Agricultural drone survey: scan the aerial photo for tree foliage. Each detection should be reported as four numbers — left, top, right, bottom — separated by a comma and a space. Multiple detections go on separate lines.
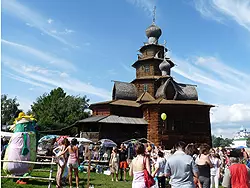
31, 87, 90, 131
1, 94, 20, 125
212, 135, 233, 148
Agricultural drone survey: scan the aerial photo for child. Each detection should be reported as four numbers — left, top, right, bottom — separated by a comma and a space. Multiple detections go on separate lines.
53, 138, 68, 188
59, 138, 80, 188
109, 147, 119, 181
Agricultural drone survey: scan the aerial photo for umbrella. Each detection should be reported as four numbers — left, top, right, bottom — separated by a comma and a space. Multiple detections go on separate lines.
98, 139, 117, 148
236, 146, 247, 149
38, 135, 58, 143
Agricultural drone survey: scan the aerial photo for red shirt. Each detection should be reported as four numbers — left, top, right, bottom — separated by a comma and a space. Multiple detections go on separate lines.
229, 163, 249, 188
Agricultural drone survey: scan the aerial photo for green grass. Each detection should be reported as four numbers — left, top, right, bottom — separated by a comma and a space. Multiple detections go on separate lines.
1, 166, 224, 188
1, 166, 133, 188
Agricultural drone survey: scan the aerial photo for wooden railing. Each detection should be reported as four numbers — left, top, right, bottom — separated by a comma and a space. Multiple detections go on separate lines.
1, 156, 56, 188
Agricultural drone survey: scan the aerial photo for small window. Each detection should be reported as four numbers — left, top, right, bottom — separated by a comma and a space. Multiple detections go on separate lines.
145, 64, 150, 72
143, 84, 148, 92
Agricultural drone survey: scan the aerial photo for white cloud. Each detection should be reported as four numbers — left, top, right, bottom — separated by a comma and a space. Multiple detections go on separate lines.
194, 0, 250, 32
47, 18, 53, 24
4, 71, 52, 90
2, 59, 111, 100
126, 0, 155, 16
2, 0, 75, 46
25, 22, 33, 27
170, 54, 250, 137
211, 104, 250, 124
171, 56, 247, 94
2, 39, 76, 71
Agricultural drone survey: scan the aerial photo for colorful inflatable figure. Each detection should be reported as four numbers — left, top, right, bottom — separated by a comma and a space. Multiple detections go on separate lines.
3, 112, 37, 177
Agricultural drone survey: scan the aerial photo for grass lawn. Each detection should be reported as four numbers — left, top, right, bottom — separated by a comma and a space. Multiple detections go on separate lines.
1, 166, 133, 188
1, 166, 224, 188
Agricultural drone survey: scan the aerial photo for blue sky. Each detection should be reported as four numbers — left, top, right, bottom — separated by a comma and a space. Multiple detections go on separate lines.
1, 0, 250, 138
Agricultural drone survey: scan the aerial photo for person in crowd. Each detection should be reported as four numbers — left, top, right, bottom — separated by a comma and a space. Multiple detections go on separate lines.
59, 138, 80, 188
129, 143, 151, 188
93, 146, 99, 160
210, 149, 221, 188
119, 143, 128, 181
222, 151, 250, 188
185, 143, 202, 188
61, 138, 70, 186
185, 143, 199, 161
221, 149, 230, 168
146, 143, 152, 155
196, 143, 213, 188
109, 147, 119, 182
152, 150, 166, 188
165, 141, 199, 188
241, 148, 250, 164
53, 138, 68, 188
78, 141, 84, 162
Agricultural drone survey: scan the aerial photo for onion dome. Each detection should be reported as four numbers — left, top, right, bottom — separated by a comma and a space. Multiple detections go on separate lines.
145, 23, 162, 43
159, 59, 171, 76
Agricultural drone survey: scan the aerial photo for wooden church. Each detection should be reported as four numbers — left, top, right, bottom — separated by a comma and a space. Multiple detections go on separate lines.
75, 20, 214, 149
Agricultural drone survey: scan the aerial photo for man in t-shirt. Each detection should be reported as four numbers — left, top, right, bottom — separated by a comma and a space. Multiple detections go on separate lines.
119, 143, 128, 181
165, 141, 199, 188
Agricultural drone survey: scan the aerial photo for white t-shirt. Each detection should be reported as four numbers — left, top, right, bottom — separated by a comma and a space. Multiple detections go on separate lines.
155, 157, 166, 177
210, 157, 220, 176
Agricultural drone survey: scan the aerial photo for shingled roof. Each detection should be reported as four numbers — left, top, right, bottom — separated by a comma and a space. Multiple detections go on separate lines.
79, 115, 148, 125
155, 77, 198, 100
142, 98, 214, 107
112, 81, 138, 101
90, 99, 140, 108
136, 92, 155, 103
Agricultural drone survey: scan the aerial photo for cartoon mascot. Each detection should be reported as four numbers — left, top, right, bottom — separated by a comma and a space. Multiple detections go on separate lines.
3, 112, 37, 182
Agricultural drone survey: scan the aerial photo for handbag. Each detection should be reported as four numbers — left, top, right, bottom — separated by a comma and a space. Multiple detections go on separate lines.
143, 157, 155, 188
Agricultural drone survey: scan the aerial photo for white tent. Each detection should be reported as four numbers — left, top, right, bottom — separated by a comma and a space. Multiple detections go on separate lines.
68, 137, 92, 143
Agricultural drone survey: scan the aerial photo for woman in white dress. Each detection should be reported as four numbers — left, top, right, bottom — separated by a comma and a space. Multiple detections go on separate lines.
129, 143, 151, 188
209, 149, 220, 188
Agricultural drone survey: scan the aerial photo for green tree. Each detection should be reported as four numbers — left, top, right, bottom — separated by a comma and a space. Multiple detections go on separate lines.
31, 87, 90, 132
1, 94, 21, 125
212, 135, 233, 147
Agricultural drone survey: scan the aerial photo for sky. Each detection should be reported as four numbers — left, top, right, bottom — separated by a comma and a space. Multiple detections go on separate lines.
1, 0, 250, 138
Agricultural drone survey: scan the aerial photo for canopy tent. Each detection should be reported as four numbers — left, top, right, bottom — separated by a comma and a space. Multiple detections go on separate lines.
98, 139, 117, 148
68, 137, 92, 143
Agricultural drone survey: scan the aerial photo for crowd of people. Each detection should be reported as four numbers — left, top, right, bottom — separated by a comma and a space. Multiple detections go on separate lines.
52, 138, 250, 188
126, 141, 250, 188
4, 133, 249, 188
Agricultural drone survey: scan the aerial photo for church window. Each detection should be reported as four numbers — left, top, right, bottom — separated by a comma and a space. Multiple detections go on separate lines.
143, 84, 148, 92
145, 64, 150, 72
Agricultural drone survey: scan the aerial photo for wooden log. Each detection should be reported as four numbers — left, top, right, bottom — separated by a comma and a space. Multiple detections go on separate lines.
1, 160, 56, 165
1, 175, 55, 181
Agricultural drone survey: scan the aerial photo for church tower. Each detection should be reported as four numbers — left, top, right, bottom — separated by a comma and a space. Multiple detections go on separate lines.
131, 11, 174, 98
